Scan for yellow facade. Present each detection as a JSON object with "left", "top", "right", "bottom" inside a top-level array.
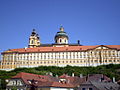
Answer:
[
  {"left": 0, "top": 45, "right": 120, "bottom": 70},
  {"left": 0, "top": 27, "right": 120, "bottom": 70}
]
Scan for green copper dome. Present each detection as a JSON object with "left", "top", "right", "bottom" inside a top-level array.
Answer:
[
  {"left": 55, "top": 26, "right": 69, "bottom": 39},
  {"left": 55, "top": 31, "right": 68, "bottom": 39}
]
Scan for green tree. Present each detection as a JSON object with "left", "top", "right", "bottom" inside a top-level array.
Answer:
[{"left": 11, "top": 86, "right": 17, "bottom": 90}]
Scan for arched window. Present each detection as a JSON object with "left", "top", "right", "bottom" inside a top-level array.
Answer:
[
  {"left": 65, "top": 39, "right": 66, "bottom": 43},
  {"left": 60, "top": 39, "right": 62, "bottom": 43},
  {"left": 31, "top": 40, "right": 34, "bottom": 44}
]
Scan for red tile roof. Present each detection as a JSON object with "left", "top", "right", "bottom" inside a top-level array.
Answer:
[
  {"left": 11, "top": 72, "right": 112, "bottom": 88},
  {"left": 11, "top": 72, "right": 77, "bottom": 88},
  {"left": 86, "top": 74, "right": 111, "bottom": 82},
  {"left": 12, "top": 72, "right": 58, "bottom": 85},
  {"left": 59, "top": 74, "right": 86, "bottom": 87},
  {"left": 36, "top": 80, "right": 74, "bottom": 88},
  {"left": 51, "top": 81, "right": 74, "bottom": 88},
  {"left": 117, "top": 80, "right": 120, "bottom": 83},
  {"left": 3, "top": 45, "right": 120, "bottom": 54},
  {"left": 59, "top": 74, "right": 70, "bottom": 78}
]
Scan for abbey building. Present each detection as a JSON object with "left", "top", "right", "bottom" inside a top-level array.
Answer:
[{"left": 0, "top": 26, "right": 120, "bottom": 70}]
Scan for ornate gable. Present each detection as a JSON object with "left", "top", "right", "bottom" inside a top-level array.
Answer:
[{"left": 95, "top": 45, "right": 112, "bottom": 50}]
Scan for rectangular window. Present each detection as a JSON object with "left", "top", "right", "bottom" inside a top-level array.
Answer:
[
  {"left": 82, "top": 88, "right": 86, "bottom": 90},
  {"left": 89, "top": 88, "right": 93, "bottom": 90}
]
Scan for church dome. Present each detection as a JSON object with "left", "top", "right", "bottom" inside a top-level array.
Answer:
[
  {"left": 54, "top": 26, "right": 69, "bottom": 44},
  {"left": 55, "top": 31, "right": 68, "bottom": 39},
  {"left": 55, "top": 26, "right": 68, "bottom": 39}
]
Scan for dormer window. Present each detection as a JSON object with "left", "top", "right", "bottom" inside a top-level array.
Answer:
[
  {"left": 12, "top": 80, "right": 16, "bottom": 85},
  {"left": 59, "top": 78, "right": 67, "bottom": 83},
  {"left": 27, "top": 79, "right": 38, "bottom": 84},
  {"left": 27, "top": 80, "right": 31, "bottom": 84}
]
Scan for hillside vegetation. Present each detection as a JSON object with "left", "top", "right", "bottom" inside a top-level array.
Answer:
[{"left": 0, "top": 64, "right": 120, "bottom": 89}]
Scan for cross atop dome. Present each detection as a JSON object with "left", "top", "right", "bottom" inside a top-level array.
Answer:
[
  {"left": 60, "top": 25, "right": 64, "bottom": 32},
  {"left": 54, "top": 26, "right": 69, "bottom": 44},
  {"left": 31, "top": 29, "right": 36, "bottom": 36}
]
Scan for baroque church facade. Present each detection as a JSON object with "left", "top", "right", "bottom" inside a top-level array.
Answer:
[{"left": 0, "top": 26, "right": 120, "bottom": 70}]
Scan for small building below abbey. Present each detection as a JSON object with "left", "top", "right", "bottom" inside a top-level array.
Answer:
[{"left": 0, "top": 26, "right": 120, "bottom": 70}]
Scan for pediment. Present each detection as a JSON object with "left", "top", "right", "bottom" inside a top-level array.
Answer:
[{"left": 95, "top": 45, "right": 110, "bottom": 50}]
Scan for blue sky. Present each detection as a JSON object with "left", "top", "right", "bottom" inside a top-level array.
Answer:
[{"left": 0, "top": 0, "right": 120, "bottom": 52}]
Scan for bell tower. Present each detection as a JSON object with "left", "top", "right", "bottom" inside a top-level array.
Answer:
[
  {"left": 54, "top": 26, "right": 69, "bottom": 44},
  {"left": 28, "top": 29, "right": 40, "bottom": 48}
]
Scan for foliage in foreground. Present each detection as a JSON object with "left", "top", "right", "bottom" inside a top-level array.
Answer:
[{"left": 0, "top": 64, "right": 120, "bottom": 89}]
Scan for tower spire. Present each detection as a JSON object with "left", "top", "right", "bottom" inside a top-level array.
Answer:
[
  {"left": 60, "top": 25, "right": 64, "bottom": 31},
  {"left": 28, "top": 29, "right": 40, "bottom": 48}
]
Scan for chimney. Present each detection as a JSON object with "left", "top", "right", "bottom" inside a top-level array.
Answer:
[
  {"left": 77, "top": 40, "right": 80, "bottom": 45},
  {"left": 100, "top": 74, "right": 104, "bottom": 82},
  {"left": 49, "top": 72, "right": 53, "bottom": 76},
  {"left": 113, "top": 77, "right": 116, "bottom": 83},
  {"left": 67, "top": 79, "right": 70, "bottom": 83},
  {"left": 5, "top": 79, "right": 9, "bottom": 83},
  {"left": 56, "top": 75, "right": 58, "bottom": 78},
  {"left": 80, "top": 74, "right": 83, "bottom": 78},
  {"left": 46, "top": 72, "right": 48, "bottom": 75},
  {"left": 86, "top": 74, "right": 89, "bottom": 81},
  {"left": 72, "top": 73, "right": 74, "bottom": 77},
  {"left": 24, "top": 47, "right": 27, "bottom": 50}
]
